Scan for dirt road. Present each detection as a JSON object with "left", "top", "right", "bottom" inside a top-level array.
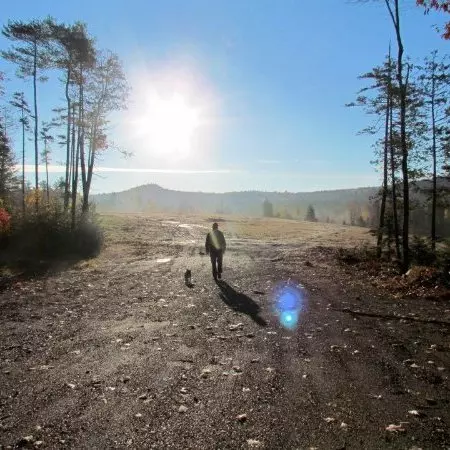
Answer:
[{"left": 0, "top": 215, "right": 449, "bottom": 449}]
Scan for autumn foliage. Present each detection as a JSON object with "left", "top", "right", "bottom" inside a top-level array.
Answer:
[
  {"left": 417, "top": 0, "right": 450, "bottom": 38},
  {"left": 0, "top": 207, "right": 10, "bottom": 232}
]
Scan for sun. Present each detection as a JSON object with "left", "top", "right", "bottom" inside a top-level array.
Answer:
[{"left": 132, "top": 91, "right": 201, "bottom": 160}]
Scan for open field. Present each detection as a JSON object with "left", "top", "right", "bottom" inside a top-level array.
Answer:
[{"left": 0, "top": 213, "right": 449, "bottom": 449}]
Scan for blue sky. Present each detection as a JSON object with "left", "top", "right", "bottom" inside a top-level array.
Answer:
[{"left": 0, "top": 0, "right": 449, "bottom": 194}]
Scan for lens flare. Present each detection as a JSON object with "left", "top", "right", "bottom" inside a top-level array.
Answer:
[{"left": 272, "top": 281, "right": 306, "bottom": 330}]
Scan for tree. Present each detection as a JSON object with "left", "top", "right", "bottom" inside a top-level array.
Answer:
[
  {"left": 262, "top": 198, "right": 274, "bottom": 217},
  {"left": 69, "top": 28, "right": 96, "bottom": 227},
  {"left": 389, "top": 93, "right": 402, "bottom": 260},
  {"left": 384, "top": 0, "right": 411, "bottom": 272},
  {"left": 305, "top": 204, "right": 317, "bottom": 222},
  {"left": 80, "top": 51, "right": 128, "bottom": 213},
  {"left": 378, "top": 47, "right": 393, "bottom": 256},
  {"left": 10, "top": 92, "right": 31, "bottom": 212},
  {"left": 51, "top": 21, "right": 93, "bottom": 211},
  {"left": 0, "top": 124, "right": 18, "bottom": 207},
  {"left": 40, "top": 122, "right": 54, "bottom": 203},
  {"left": 0, "top": 71, "right": 5, "bottom": 98},
  {"left": 418, "top": 51, "right": 450, "bottom": 249},
  {"left": 347, "top": 50, "right": 397, "bottom": 256},
  {"left": 416, "top": 0, "right": 450, "bottom": 39},
  {"left": 2, "top": 18, "right": 54, "bottom": 209}
]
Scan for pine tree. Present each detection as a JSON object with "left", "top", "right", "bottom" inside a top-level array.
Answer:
[
  {"left": 386, "top": 0, "right": 411, "bottom": 272},
  {"left": 9, "top": 92, "right": 31, "bottom": 212},
  {"left": 81, "top": 51, "right": 128, "bottom": 213},
  {"left": 418, "top": 51, "right": 450, "bottom": 250},
  {"left": 50, "top": 21, "right": 93, "bottom": 211},
  {"left": 40, "top": 122, "right": 54, "bottom": 203},
  {"left": 262, "top": 198, "right": 273, "bottom": 217},
  {"left": 305, "top": 205, "right": 317, "bottom": 222},
  {"left": 2, "top": 18, "right": 54, "bottom": 209}
]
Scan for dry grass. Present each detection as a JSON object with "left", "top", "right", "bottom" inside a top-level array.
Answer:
[{"left": 99, "top": 212, "right": 375, "bottom": 250}]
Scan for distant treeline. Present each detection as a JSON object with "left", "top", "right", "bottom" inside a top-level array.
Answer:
[{"left": 93, "top": 181, "right": 450, "bottom": 237}]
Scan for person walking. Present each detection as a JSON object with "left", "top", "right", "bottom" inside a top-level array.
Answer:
[{"left": 205, "top": 222, "right": 226, "bottom": 281}]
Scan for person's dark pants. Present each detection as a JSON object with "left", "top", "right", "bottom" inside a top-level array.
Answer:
[{"left": 210, "top": 250, "right": 223, "bottom": 279}]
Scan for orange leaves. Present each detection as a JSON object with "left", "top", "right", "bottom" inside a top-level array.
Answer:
[
  {"left": 417, "top": 0, "right": 450, "bottom": 38},
  {"left": 0, "top": 207, "right": 11, "bottom": 232}
]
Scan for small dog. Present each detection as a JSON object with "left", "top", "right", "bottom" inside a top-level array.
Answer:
[{"left": 184, "top": 269, "right": 193, "bottom": 287}]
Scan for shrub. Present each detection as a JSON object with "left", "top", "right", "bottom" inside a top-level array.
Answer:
[
  {"left": 336, "top": 244, "right": 377, "bottom": 265},
  {"left": 1, "top": 206, "right": 103, "bottom": 265},
  {"left": 0, "top": 207, "right": 10, "bottom": 232},
  {"left": 410, "top": 235, "right": 437, "bottom": 266}
]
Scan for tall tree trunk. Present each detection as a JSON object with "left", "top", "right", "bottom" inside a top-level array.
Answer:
[
  {"left": 385, "top": 0, "right": 409, "bottom": 272},
  {"left": 71, "top": 114, "right": 80, "bottom": 230},
  {"left": 78, "top": 67, "right": 89, "bottom": 216},
  {"left": 71, "top": 68, "right": 84, "bottom": 229},
  {"left": 45, "top": 151, "right": 49, "bottom": 204},
  {"left": 44, "top": 137, "right": 49, "bottom": 204},
  {"left": 82, "top": 118, "right": 98, "bottom": 214},
  {"left": 21, "top": 108, "right": 25, "bottom": 213},
  {"left": 431, "top": 67, "right": 437, "bottom": 251},
  {"left": 64, "top": 66, "right": 71, "bottom": 212},
  {"left": 376, "top": 82, "right": 391, "bottom": 258},
  {"left": 390, "top": 99, "right": 401, "bottom": 261},
  {"left": 33, "top": 39, "right": 39, "bottom": 211},
  {"left": 69, "top": 103, "right": 76, "bottom": 207},
  {"left": 400, "top": 65, "right": 410, "bottom": 272},
  {"left": 83, "top": 134, "right": 95, "bottom": 214}
]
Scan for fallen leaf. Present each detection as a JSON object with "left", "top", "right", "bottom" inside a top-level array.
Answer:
[
  {"left": 368, "top": 394, "right": 382, "bottom": 400},
  {"left": 247, "top": 438, "right": 263, "bottom": 447},
  {"left": 386, "top": 423, "right": 406, "bottom": 432},
  {"left": 201, "top": 368, "right": 212, "bottom": 378}
]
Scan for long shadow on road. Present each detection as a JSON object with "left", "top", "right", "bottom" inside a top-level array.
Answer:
[{"left": 216, "top": 280, "right": 267, "bottom": 327}]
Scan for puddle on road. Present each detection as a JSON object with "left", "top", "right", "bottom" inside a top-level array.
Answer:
[
  {"left": 161, "top": 221, "right": 208, "bottom": 230},
  {"left": 156, "top": 257, "right": 172, "bottom": 263},
  {"left": 179, "top": 223, "right": 209, "bottom": 230}
]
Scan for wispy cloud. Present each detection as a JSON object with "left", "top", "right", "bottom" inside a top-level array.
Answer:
[
  {"left": 257, "top": 159, "right": 282, "bottom": 164},
  {"left": 16, "top": 165, "right": 241, "bottom": 174},
  {"left": 293, "top": 158, "right": 328, "bottom": 165}
]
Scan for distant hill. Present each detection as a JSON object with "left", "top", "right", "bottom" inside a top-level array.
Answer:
[
  {"left": 92, "top": 183, "right": 379, "bottom": 223},
  {"left": 92, "top": 179, "right": 450, "bottom": 235}
]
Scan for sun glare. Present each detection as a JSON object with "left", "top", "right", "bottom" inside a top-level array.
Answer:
[{"left": 133, "top": 91, "right": 201, "bottom": 160}]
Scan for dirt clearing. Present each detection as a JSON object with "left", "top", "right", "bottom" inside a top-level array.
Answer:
[{"left": 0, "top": 214, "right": 449, "bottom": 449}]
